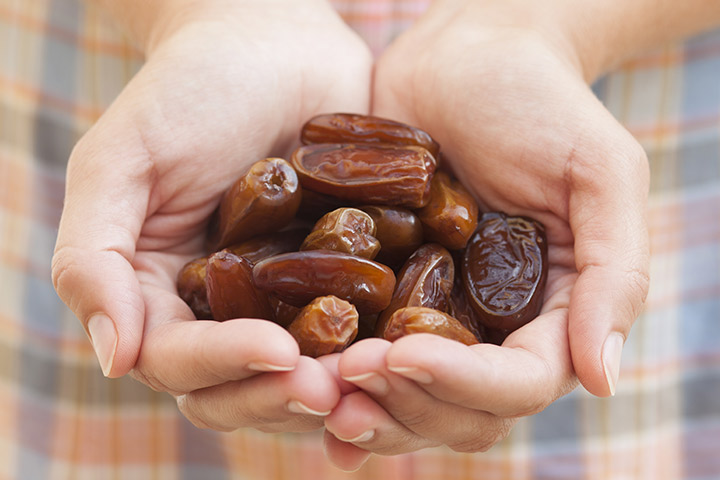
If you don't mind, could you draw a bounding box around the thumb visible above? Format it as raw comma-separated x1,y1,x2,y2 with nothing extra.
52,117,152,377
567,118,651,397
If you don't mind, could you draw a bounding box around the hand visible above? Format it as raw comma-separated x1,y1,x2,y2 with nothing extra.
324,0,650,467
51,0,372,433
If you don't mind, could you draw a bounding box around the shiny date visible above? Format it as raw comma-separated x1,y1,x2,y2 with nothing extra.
383,307,479,346
461,213,548,332
301,113,440,158
375,243,455,337
209,157,301,250
252,250,396,315
291,144,436,208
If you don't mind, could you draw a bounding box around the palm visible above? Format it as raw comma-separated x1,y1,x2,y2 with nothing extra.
321,13,649,467
55,2,372,433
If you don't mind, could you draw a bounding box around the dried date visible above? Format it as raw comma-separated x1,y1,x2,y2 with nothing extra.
291,144,436,208
252,250,396,314
287,295,359,357
206,251,274,321
300,208,380,259
208,157,301,250
415,171,479,250
461,213,548,332
383,307,479,346
375,243,455,337
359,205,423,268
177,258,212,319
301,113,440,158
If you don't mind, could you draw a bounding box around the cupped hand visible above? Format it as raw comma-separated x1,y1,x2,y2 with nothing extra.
51,0,372,433
324,0,650,467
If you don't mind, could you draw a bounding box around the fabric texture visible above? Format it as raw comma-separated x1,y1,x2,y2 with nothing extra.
0,0,718,478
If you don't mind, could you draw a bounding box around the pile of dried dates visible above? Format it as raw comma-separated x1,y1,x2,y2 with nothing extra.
177,113,548,357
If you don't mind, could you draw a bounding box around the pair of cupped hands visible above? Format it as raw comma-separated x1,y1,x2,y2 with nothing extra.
51,0,650,471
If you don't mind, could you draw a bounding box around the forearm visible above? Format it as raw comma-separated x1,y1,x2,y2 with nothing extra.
90,0,331,56
91,0,199,54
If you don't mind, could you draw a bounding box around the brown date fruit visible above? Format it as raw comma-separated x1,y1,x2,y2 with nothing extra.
383,307,479,346
225,228,308,265
290,144,436,208
300,208,380,260
375,243,455,337
462,212,548,332
206,251,274,321
177,258,212,319
447,276,484,342
252,250,396,315
359,205,424,268
300,113,440,159
415,171,479,250
208,158,301,250
287,295,359,357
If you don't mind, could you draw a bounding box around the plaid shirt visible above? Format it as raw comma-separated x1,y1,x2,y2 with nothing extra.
1,1,718,479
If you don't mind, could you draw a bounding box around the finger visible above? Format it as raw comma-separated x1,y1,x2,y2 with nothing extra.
315,353,360,396
177,356,339,433
51,119,154,377
323,430,372,473
566,118,651,397
338,339,515,453
324,390,434,455
383,308,577,417
133,291,300,394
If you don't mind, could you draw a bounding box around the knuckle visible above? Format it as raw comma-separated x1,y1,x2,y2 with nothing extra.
448,419,514,454
50,247,76,305
176,394,234,432
392,408,442,432
129,368,171,394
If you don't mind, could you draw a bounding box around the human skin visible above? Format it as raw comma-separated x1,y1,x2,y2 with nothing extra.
323,0,720,470
51,0,373,433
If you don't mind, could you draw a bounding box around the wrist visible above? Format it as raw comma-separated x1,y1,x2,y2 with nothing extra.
435,0,720,83
450,0,720,83
95,0,336,56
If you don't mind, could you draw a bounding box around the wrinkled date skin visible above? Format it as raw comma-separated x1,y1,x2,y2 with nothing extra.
252,250,396,315
287,295,359,357
415,171,479,250
301,208,380,260
462,213,548,332
301,113,441,159
177,258,213,320
384,307,479,346
375,243,455,337
209,157,302,250
206,251,274,321
360,205,424,268
291,144,436,208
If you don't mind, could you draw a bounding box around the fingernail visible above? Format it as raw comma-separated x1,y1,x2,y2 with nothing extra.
341,372,389,395
387,366,433,384
602,332,625,396
287,400,331,416
247,361,295,372
87,314,118,377
336,430,375,443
